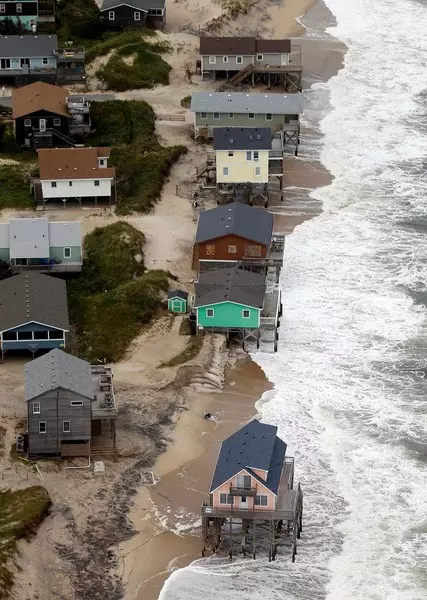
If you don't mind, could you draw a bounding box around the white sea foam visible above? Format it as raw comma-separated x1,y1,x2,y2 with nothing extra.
159,0,427,598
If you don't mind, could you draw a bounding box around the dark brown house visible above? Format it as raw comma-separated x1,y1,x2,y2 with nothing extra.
193,202,274,271
12,81,91,148
100,0,166,29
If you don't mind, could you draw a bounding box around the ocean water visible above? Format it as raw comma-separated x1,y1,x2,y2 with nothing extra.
159,0,427,598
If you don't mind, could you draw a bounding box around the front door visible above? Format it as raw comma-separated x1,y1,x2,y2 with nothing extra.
240,495,249,509
39,119,47,132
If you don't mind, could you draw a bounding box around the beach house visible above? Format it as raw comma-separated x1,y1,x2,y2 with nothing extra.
12,81,91,148
24,348,117,459
100,0,166,30
0,217,83,272
214,127,271,184
0,272,69,361
202,419,303,560
34,147,116,208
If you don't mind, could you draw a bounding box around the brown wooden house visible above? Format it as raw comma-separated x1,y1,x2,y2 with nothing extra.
193,202,274,272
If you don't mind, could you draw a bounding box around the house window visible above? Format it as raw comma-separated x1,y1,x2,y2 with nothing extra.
228,245,237,254
206,308,215,318
206,244,215,256
16,3,22,12
54,118,61,127
71,400,83,407
39,422,46,434
69,181,73,187
2,332,17,340
94,180,100,186
223,56,228,63
63,421,71,433
33,331,48,340
257,54,263,61
244,245,262,257
219,493,232,504
242,309,250,318
24,118,31,127
0,59,11,69
246,151,252,161
228,151,234,157
20,58,30,68
33,402,41,414
266,113,272,121
208,56,216,64
51,182,57,188
229,113,234,119
108,10,115,20
255,166,261,176
223,167,229,176
48,330,63,339
63,247,71,258
18,331,32,340
253,151,259,161
236,56,243,64
0,4,5,14
42,57,48,65
255,495,268,506
99,158,105,166
200,112,207,119
213,112,220,120
248,113,255,119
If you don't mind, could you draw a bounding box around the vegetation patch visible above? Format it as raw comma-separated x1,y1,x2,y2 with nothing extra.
0,486,51,599
69,222,170,362
0,425,5,457
0,165,34,210
160,334,203,368
87,101,187,214
56,0,104,42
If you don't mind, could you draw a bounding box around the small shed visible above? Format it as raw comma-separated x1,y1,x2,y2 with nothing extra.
167,290,188,313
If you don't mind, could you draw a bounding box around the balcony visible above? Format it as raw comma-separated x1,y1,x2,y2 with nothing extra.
229,486,257,497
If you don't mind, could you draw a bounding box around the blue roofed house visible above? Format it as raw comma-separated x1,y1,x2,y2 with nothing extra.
208,419,294,512
0,272,69,360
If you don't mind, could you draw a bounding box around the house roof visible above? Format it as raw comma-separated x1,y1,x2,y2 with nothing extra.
0,272,69,333
199,37,291,56
0,35,57,58
48,221,82,247
213,127,271,151
195,202,273,246
190,92,303,115
195,266,266,308
100,0,165,10
24,348,94,402
37,147,115,181
167,289,188,300
12,82,69,120
0,219,82,256
210,419,287,494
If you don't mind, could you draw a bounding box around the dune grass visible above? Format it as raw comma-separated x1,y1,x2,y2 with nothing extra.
0,165,34,210
0,486,51,599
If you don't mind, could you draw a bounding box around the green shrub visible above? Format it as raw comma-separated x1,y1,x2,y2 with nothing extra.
0,165,34,210
56,0,105,42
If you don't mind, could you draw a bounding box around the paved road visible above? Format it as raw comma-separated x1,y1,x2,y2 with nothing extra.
0,93,116,108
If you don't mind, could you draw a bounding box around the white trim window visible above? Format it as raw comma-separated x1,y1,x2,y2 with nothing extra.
42,57,49,65
229,112,234,119
223,56,228,63
71,400,83,407
248,113,255,119
134,11,140,20
253,151,259,161
213,112,220,120
206,308,215,318
223,167,229,176
242,309,251,318
33,402,41,414
24,118,31,127
0,4,6,14
236,56,243,65
256,54,263,61
266,113,272,121
63,421,71,433
63,247,71,259
208,56,216,64
246,151,252,161
219,493,232,504
16,3,22,12
94,180,100,186
228,151,234,157
53,117,61,126
39,422,47,434
200,112,207,119
255,494,268,506
51,181,57,188
228,245,237,254
108,10,115,20
255,166,261,176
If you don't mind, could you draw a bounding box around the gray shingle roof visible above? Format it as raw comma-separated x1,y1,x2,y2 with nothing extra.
0,273,69,332
0,35,57,58
195,267,266,308
210,419,287,494
100,0,165,10
213,127,271,150
190,92,303,115
24,348,94,402
195,202,273,246
167,289,188,300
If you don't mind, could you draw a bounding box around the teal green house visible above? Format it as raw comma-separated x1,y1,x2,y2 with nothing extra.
167,290,189,314
195,267,265,330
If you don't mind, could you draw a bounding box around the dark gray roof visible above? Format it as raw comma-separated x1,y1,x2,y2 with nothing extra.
0,273,69,332
195,267,266,308
0,35,57,58
213,127,271,151
167,289,188,300
195,202,273,245
100,0,165,11
190,92,303,115
210,419,287,493
24,349,94,402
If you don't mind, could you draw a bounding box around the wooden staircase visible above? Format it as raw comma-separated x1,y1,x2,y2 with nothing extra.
217,63,254,92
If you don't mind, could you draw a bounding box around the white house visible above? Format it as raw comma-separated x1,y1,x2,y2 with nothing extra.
37,147,115,206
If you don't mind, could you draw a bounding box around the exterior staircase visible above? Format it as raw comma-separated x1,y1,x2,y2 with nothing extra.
216,63,254,92
33,128,76,148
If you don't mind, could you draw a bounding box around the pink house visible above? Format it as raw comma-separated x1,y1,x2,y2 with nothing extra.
209,419,293,512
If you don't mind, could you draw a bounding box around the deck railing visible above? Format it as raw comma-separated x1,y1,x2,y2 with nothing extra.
229,486,257,497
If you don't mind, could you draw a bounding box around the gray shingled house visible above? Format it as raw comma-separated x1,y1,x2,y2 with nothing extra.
100,0,166,29
25,348,117,458
0,272,69,361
